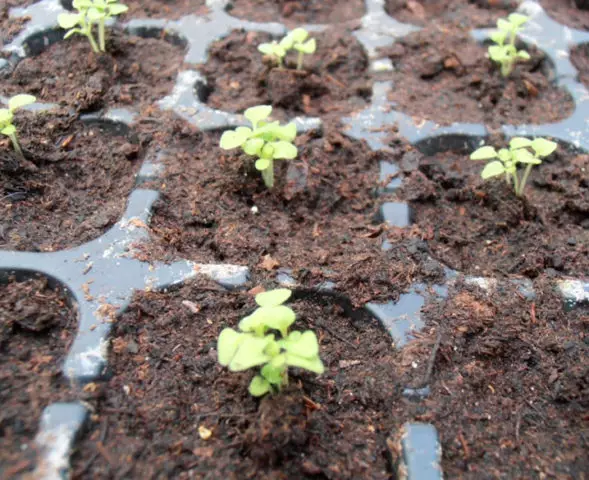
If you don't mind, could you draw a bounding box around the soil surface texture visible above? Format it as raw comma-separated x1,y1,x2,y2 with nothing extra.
227,0,366,25
393,145,589,278
385,0,518,28
200,29,372,121
123,0,208,19
0,1,34,53
1,30,184,112
379,27,574,128
540,0,589,30
571,43,589,89
0,111,143,251
0,275,76,478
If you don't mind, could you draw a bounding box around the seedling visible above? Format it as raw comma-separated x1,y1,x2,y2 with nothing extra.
258,28,316,70
488,13,530,77
0,94,36,161
470,137,557,197
217,288,324,397
219,105,297,188
58,0,128,53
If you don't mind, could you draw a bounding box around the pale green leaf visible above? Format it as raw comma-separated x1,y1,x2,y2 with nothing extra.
490,30,506,46
73,0,93,9
261,362,284,385
509,137,532,150
258,43,275,55
470,146,497,160
1,125,16,136
497,18,511,31
243,138,264,156
295,38,316,54
64,29,82,39
245,105,272,128
269,141,297,160
219,126,252,150
0,109,14,124
249,375,271,396
8,94,36,111
512,148,539,164
273,122,297,142
228,336,271,371
283,330,319,358
242,306,296,338
87,7,104,21
285,353,325,374
255,158,271,171
108,3,128,15
279,35,294,50
488,45,506,62
58,13,82,29
290,28,308,44
498,148,512,162
255,288,292,307
217,328,243,366
517,50,530,60
481,160,506,179
508,13,529,28
531,138,557,157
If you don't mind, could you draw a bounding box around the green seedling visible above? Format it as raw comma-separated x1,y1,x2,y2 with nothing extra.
218,288,324,397
219,105,297,188
488,13,530,77
0,94,36,161
470,137,557,197
58,0,128,53
258,28,316,70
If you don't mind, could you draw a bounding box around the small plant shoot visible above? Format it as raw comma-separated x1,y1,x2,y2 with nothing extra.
0,94,36,161
470,137,557,197
258,28,316,70
217,289,324,397
488,13,530,77
219,105,297,188
58,0,128,53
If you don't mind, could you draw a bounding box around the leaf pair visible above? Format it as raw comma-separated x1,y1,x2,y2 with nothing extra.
488,13,530,77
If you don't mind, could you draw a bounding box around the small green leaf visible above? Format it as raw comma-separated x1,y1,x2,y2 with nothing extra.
490,30,507,46
290,28,308,44
498,148,512,162
517,50,530,60
242,306,296,338
488,45,506,62
0,109,14,124
470,146,498,160
509,137,532,150
273,122,297,142
283,330,319,358
108,3,128,15
249,375,271,396
295,38,316,54
255,158,271,171
228,335,271,371
73,0,94,8
269,141,297,160
497,18,511,31
481,160,506,179
513,148,541,164
261,362,285,386
87,7,104,21
219,126,252,150
285,353,325,374
258,43,275,55
218,328,243,366
255,288,292,307
245,105,272,128
58,13,82,29
242,138,264,156
531,138,557,157
279,35,294,50
8,94,36,111
508,13,529,28
64,29,82,39
1,125,16,136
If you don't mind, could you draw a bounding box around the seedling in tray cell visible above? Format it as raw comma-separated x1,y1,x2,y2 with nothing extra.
0,94,36,162
258,28,316,71
58,0,128,53
217,289,324,397
488,13,530,77
470,137,557,197
219,105,297,189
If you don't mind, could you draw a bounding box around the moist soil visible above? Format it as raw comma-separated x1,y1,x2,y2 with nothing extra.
385,0,518,28
0,275,76,478
540,0,589,31
200,29,372,121
0,111,143,252
0,1,35,53
571,43,589,90
123,0,208,20
69,275,588,479
379,27,574,128
226,0,366,25
1,30,184,112
392,145,589,278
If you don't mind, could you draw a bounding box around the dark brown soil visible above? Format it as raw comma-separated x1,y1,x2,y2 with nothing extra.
0,111,143,252
379,27,574,128
200,29,372,121
571,43,589,88
123,0,208,20
393,145,589,278
69,274,589,479
138,125,437,305
1,30,184,112
227,0,366,25
0,0,34,52
540,0,589,31
0,275,76,478
385,0,518,28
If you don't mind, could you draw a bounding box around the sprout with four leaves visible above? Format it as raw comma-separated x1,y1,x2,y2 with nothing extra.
218,289,324,397
258,28,316,71
488,13,530,77
470,137,557,197
219,105,297,188
58,0,128,53
0,94,36,162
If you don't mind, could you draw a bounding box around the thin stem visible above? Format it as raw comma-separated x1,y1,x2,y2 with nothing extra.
511,171,521,196
86,26,100,53
297,51,304,71
98,19,106,52
9,133,25,162
261,160,274,188
517,164,533,197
